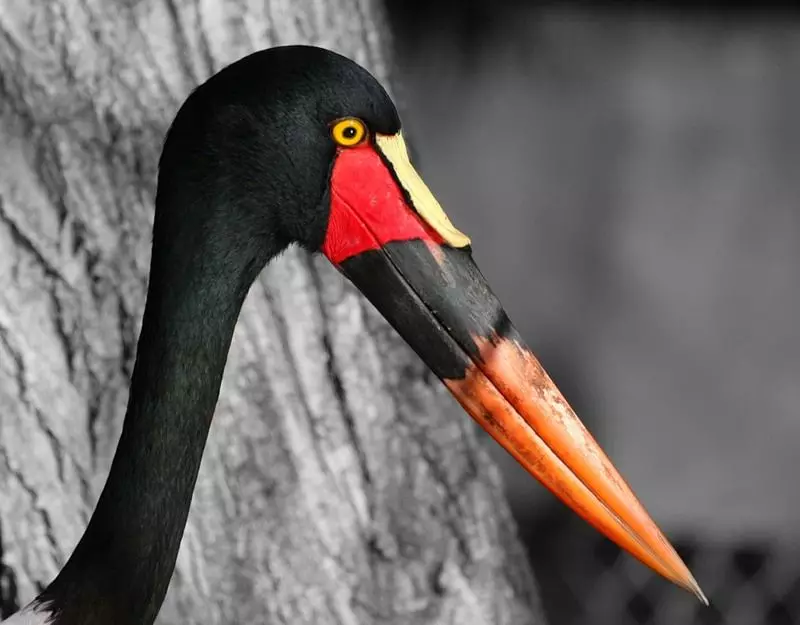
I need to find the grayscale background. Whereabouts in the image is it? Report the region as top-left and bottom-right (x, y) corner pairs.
(0, 2), (796, 624)
(385, 3), (799, 624)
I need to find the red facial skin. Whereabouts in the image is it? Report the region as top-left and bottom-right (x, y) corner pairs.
(321, 142), (445, 265)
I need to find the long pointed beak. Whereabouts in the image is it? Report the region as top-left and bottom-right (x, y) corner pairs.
(321, 132), (707, 604)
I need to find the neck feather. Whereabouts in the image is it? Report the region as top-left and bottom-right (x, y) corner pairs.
(37, 198), (275, 625)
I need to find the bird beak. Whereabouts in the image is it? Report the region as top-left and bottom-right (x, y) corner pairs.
(321, 132), (707, 604)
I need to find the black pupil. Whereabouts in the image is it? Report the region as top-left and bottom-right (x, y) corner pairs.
(342, 125), (357, 139)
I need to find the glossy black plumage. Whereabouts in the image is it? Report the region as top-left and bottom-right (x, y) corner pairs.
(157, 45), (400, 257)
(34, 45), (402, 625)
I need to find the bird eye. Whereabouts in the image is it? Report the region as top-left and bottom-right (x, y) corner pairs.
(331, 117), (367, 147)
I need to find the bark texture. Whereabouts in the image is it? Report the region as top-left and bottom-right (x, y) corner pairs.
(0, 1), (543, 623)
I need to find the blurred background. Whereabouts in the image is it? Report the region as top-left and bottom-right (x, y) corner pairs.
(384, 2), (799, 624)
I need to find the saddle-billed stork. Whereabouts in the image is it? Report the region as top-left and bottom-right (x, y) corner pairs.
(3, 45), (706, 625)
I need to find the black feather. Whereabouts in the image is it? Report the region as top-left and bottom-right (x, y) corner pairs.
(37, 45), (400, 625)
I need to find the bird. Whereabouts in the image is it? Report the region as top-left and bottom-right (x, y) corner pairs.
(2, 45), (707, 625)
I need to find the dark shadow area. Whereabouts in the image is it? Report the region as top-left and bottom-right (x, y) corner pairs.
(0, 523), (20, 620)
(385, 0), (800, 41)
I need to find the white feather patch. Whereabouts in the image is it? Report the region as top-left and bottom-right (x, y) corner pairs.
(2, 601), (55, 625)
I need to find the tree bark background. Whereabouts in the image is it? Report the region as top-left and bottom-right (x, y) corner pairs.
(0, 1), (543, 623)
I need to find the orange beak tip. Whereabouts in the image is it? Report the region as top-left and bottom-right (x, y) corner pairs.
(686, 575), (710, 606)
(442, 335), (712, 605)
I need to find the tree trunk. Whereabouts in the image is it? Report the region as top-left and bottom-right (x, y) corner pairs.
(0, 1), (543, 623)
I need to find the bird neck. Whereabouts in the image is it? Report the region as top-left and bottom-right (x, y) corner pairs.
(37, 202), (275, 625)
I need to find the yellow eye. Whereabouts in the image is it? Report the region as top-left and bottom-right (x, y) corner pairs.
(331, 117), (367, 147)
